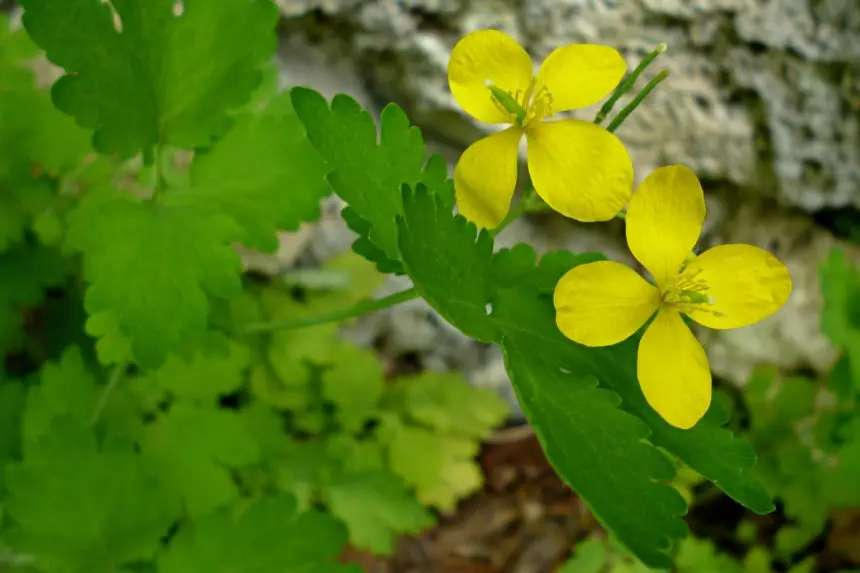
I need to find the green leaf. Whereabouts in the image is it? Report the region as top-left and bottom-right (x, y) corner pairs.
(275, 438), (432, 555)
(396, 183), (496, 342)
(140, 401), (260, 517)
(66, 193), (243, 368)
(0, 379), (26, 493)
(290, 88), (453, 271)
(5, 417), (179, 573)
(322, 342), (385, 433)
(557, 538), (607, 573)
(501, 339), (686, 568)
(490, 281), (773, 514)
(492, 244), (606, 294)
(745, 369), (816, 444)
(21, 347), (143, 445)
(674, 537), (743, 573)
(379, 417), (482, 511)
(820, 247), (860, 342)
(0, 183), (51, 252)
(145, 340), (251, 401)
(189, 92), (330, 251)
(392, 370), (509, 438)
(157, 493), (359, 573)
(21, 347), (100, 447)
(19, 0), (279, 157)
(276, 441), (337, 511)
(325, 469), (434, 555)
(0, 19), (90, 182)
(819, 247), (860, 382)
(0, 245), (68, 353)
(824, 418), (860, 507)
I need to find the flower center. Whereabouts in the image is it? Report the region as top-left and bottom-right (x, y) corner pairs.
(662, 269), (724, 317)
(487, 79), (554, 127)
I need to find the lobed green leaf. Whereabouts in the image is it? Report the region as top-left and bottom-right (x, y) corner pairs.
(188, 92), (331, 252)
(290, 87), (453, 271)
(157, 493), (360, 573)
(499, 300), (688, 568)
(19, 0), (279, 157)
(5, 417), (179, 573)
(66, 193), (243, 369)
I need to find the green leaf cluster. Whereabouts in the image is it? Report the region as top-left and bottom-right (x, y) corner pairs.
(245, 275), (509, 552)
(558, 534), (824, 573)
(2, 347), (357, 573)
(705, 246), (860, 563)
(0, 1), (813, 571)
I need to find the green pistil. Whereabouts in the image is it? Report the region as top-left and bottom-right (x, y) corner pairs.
(678, 291), (711, 304)
(488, 85), (526, 125)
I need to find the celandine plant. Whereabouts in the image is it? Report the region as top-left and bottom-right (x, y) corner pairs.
(0, 1), (797, 571)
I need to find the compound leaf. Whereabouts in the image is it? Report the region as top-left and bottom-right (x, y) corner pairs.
(189, 92), (330, 251)
(140, 400), (260, 517)
(145, 340), (251, 401)
(290, 87), (452, 271)
(819, 247), (860, 382)
(393, 370), (508, 438)
(19, 0), (279, 157)
(501, 331), (687, 568)
(396, 183), (496, 342)
(5, 417), (179, 573)
(322, 342), (385, 434)
(325, 469), (434, 555)
(157, 493), (359, 573)
(66, 193), (243, 369)
(21, 347), (100, 447)
(491, 284), (772, 515)
(379, 417), (483, 512)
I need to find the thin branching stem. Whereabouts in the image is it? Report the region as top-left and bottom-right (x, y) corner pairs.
(244, 287), (420, 333)
(91, 362), (127, 425)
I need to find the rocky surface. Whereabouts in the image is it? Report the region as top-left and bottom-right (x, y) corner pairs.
(270, 0), (859, 417)
(278, 0), (860, 208)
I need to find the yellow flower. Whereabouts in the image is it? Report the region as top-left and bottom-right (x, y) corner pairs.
(552, 165), (792, 429)
(447, 29), (635, 228)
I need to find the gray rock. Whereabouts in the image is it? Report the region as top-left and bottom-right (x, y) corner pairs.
(277, 0), (860, 211)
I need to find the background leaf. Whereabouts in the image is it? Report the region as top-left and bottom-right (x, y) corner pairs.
(157, 494), (359, 573)
(189, 92), (330, 252)
(66, 194), (243, 369)
(19, 0), (279, 157)
(5, 418), (179, 573)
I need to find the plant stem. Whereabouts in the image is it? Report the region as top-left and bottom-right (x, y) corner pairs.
(150, 144), (168, 199)
(244, 287), (420, 333)
(91, 363), (127, 425)
(607, 70), (670, 133)
(594, 43), (667, 126)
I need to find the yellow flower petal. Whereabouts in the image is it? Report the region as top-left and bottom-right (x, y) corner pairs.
(638, 308), (711, 429)
(534, 44), (627, 112)
(525, 119), (633, 222)
(448, 29), (534, 124)
(681, 244), (792, 330)
(625, 165), (706, 286)
(554, 260), (660, 347)
(453, 126), (523, 229)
